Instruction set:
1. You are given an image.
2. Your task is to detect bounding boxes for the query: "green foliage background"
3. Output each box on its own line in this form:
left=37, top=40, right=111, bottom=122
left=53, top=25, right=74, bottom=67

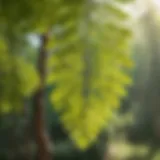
left=0, top=0, right=133, bottom=150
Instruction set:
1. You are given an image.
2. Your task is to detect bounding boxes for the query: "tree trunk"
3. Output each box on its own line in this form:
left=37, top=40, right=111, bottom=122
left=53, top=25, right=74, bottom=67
left=33, top=32, right=52, bottom=160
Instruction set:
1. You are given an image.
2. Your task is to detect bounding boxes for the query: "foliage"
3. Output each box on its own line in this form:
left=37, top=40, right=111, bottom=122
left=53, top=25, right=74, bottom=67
left=0, top=0, right=85, bottom=112
left=0, top=0, right=134, bottom=150
left=0, top=39, right=39, bottom=113
left=0, top=0, right=85, bottom=34
left=47, top=0, right=133, bottom=149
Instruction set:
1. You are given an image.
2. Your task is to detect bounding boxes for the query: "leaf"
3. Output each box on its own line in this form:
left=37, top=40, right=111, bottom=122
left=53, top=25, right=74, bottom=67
left=48, top=0, right=134, bottom=149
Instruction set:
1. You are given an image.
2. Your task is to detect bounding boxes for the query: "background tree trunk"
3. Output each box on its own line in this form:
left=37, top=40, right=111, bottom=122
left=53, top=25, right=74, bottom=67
left=33, top=32, right=52, bottom=160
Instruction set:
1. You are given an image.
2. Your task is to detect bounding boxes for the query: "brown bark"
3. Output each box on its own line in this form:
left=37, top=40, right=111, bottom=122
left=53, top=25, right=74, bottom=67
left=33, top=32, right=52, bottom=160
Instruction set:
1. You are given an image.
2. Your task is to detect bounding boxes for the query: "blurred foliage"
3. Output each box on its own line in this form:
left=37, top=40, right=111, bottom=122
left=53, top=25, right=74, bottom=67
left=47, top=0, right=133, bottom=149
left=0, top=39, right=39, bottom=113
left=0, top=0, right=134, bottom=158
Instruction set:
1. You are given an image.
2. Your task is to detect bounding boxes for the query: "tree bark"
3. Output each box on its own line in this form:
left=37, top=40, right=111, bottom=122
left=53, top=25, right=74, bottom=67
left=33, top=32, right=52, bottom=160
